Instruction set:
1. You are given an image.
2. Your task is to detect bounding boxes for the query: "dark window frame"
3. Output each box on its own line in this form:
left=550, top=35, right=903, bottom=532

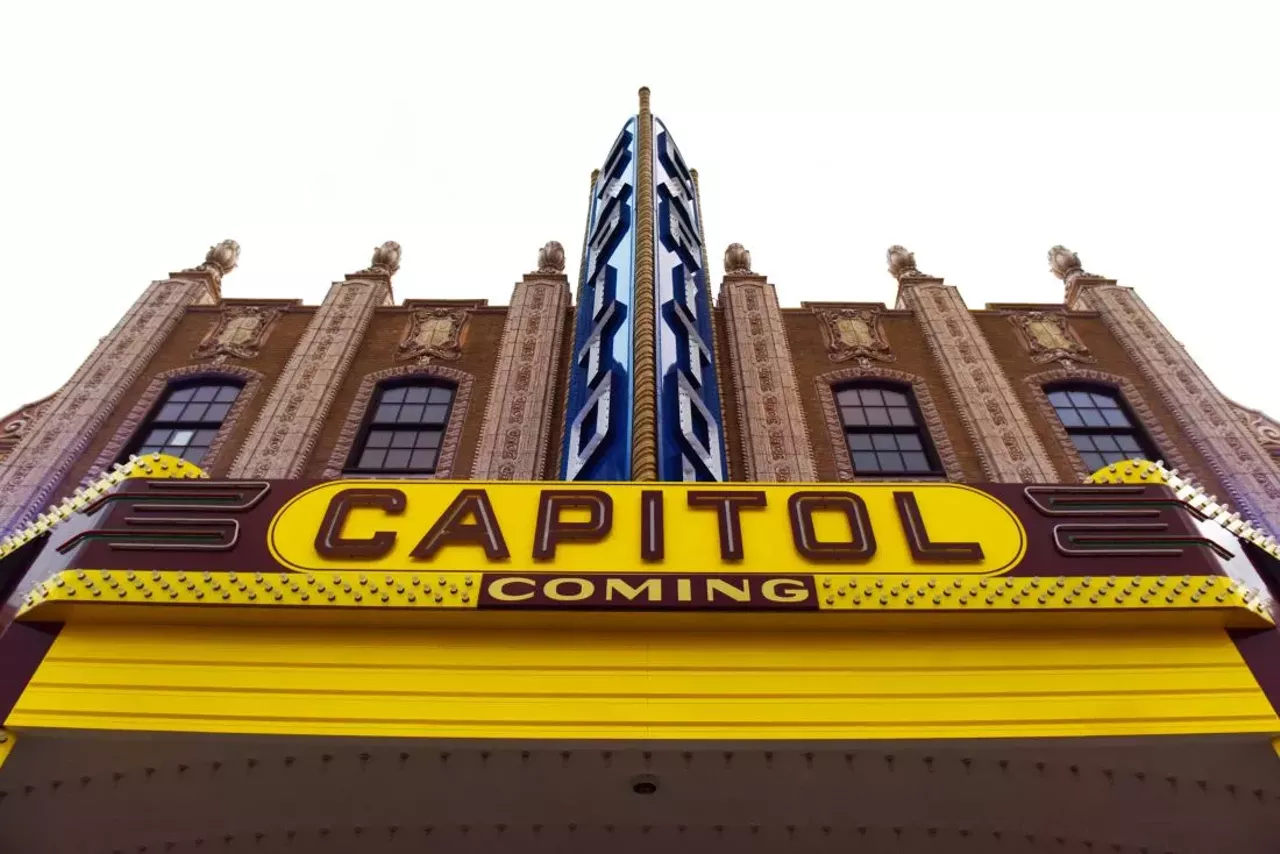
left=1045, top=382, right=1160, bottom=471
left=120, top=379, right=243, bottom=466
left=344, top=380, right=457, bottom=476
left=834, top=381, right=944, bottom=478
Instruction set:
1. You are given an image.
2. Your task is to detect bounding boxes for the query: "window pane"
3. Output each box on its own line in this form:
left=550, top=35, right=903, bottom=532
left=393, top=405, right=421, bottom=423
left=192, top=429, right=218, bottom=447
left=847, top=434, right=873, bottom=451
left=410, top=449, right=437, bottom=470
left=1091, top=393, right=1119, bottom=408
left=859, top=389, right=884, bottom=405
left=881, top=390, right=907, bottom=406
left=1080, top=409, right=1107, bottom=427
left=391, top=431, right=417, bottom=448
left=215, top=386, right=240, bottom=403
left=157, top=403, right=185, bottom=422
left=416, top=430, right=442, bottom=449
left=138, top=446, right=162, bottom=456
left=888, top=407, right=914, bottom=426
left=865, top=408, right=890, bottom=426
left=1103, top=409, right=1131, bottom=427
left=1116, top=435, right=1142, bottom=453
left=840, top=407, right=866, bottom=426
left=851, top=452, right=879, bottom=472
left=877, top=453, right=905, bottom=472
left=1068, top=391, right=1095, bottom=407
left=192, top=386, right=218, bottom=403
left=871, top=434, right=897, bottom=451
left=182, top=446, right=208, bottom=464
left=1102, top=449, right=1127, bottom=465
left=168, top=388, right=196, bottom=403
left=180, top=403, right=209, bottom=421
left=144, top=428, right=171, bottom=445
left=169, top=430, right=196, bottom=448
left=422, top=404, right=449, bottom=424
left=897, top=433, right=923, bottom=451
left=204, top=403, right=230, bottom=422
left=1082, top=452, right=1105, bottom=471
left=384, top=449, right=412, bottom=469
left=836, top=389, right=861, bottom=406
left=374, top=404, right=399, bottom=423
left=403, top=386, right=429, bottom=404
left=359, top=449, right=386, bottom=469
left=1093, top=435, right=1120, bottom=452
left=903, top=452, right=929, bottom=472
left=428, top=387, right=453, bottom=404
left=1057, top=409, right=1084, bottom=427
left=1047, top=391, right=1072, bottom=406
left=382, top=387, right=407, bottom=404
left=1071, top=435, right=1095, bottom=452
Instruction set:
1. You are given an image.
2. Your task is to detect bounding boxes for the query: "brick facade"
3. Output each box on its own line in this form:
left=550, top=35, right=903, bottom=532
left=1, top=235, right=1275, bottom=536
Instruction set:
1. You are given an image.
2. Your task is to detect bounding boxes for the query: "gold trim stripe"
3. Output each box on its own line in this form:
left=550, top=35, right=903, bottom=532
left=630, top=86, right=658, bottom=481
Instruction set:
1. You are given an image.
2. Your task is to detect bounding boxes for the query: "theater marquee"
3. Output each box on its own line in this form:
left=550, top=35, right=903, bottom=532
left=15, top=478, right=1273, bottom=626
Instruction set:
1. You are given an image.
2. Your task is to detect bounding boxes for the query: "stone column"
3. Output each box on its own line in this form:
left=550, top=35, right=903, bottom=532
left=471, top=243, right=572, bottom=480
left=1054, top=245, right=1280, bottom=529
left=889, top=246, right=1059, bottom=483
left=0, top=241, right=235, bottom=533
left=227, top=242, right=399, bottom=479
left=718, top=244, right=816, bottom=482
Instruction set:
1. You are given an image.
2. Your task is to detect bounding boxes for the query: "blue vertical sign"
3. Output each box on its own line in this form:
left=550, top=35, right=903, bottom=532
left=561, top=122, right=637, bottom=481
left=653, top=119, right=726, bottom=481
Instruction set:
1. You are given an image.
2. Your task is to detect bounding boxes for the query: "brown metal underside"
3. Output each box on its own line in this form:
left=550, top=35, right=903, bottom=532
left=1, top=735, right=1277, bottom=853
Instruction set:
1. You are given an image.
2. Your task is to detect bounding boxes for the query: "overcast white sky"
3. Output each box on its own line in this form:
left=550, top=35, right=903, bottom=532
left=2, top=1, right=1277, bottom=423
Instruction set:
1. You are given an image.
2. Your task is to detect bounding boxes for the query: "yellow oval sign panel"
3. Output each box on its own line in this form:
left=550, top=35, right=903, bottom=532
left=268, top=481, right=1026, bottom=576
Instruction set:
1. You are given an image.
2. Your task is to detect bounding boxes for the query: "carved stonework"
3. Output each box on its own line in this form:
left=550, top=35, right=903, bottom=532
left=719, top=277, right=816, bottom=482
left=472, top=270, right=570, bottom=480
left=398, top=306, right=470, bottom=363
left=1025, top=368, right=1190, bottom=483
left=1067, top=257, right=1280, bottom=527
left=192, top=305, right=286, bottom=361
left=0, top=241, right=229, bottom=532
left=887, top=245, right=932, bottom=283
left=816, top=366, right=962, bottom=482
left=228, top=251, right=394, bottom=479
left=894, top=262, right=1059, bottom=483
left=811, top=305, right=894, bottom=364
left=0, top=393, right=57, bottom=464
left=324, top=365, right=474, bottom=479
left=724, top=243, right=752, bottom=275
left=1231, top=400, right=1280, bottom=459
left=537, top=241, right=566, bottom=274
left=1006, top=311, right=1094, bottom=365
left=84, top=365, right=264, bottom=481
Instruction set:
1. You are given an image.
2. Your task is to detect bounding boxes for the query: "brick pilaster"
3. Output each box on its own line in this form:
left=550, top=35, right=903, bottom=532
left=471, top=245, right=572, bottom=480
left=227, top=243, right=398, bottom=479
left=889, top=246, right=1059, bottom=483
left=1055, top=245, right=1280, bottom=529
left=717, top=247, right=816, bottom=482
left=0, top=241, right=234, bottom=533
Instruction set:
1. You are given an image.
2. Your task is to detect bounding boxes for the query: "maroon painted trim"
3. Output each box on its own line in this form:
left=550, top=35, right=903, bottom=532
left=1229, top=627, right=1280, bottom=719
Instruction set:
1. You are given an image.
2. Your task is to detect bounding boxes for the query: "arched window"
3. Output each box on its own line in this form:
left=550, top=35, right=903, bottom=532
left=835, top=383, right=942, bottom=476
left=123, top=382, right=242, bottom=465
left=347, top=382, right=456, bottom=474
left=1046, top=384, right=1158, bottom=470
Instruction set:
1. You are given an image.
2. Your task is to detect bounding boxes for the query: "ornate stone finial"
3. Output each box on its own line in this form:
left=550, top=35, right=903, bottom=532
left=192, top=240, right=240, bottom=281
left=537, top=241, right=566, bottom=274
left=1048, top=245, right=1094, bottom=286
left=365, top=241, right=402, bottom=276
left=886, top=245, right=929, bottom=283
left=724, top=243, right=753, bottom=275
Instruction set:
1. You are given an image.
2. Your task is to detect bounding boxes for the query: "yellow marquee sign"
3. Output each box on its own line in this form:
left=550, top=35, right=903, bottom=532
left=269, top=481, right=1027, bottom=576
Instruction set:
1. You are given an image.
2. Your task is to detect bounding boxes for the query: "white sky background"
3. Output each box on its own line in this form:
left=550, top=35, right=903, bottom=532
left=1, top=0, right=1278, bottom=425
